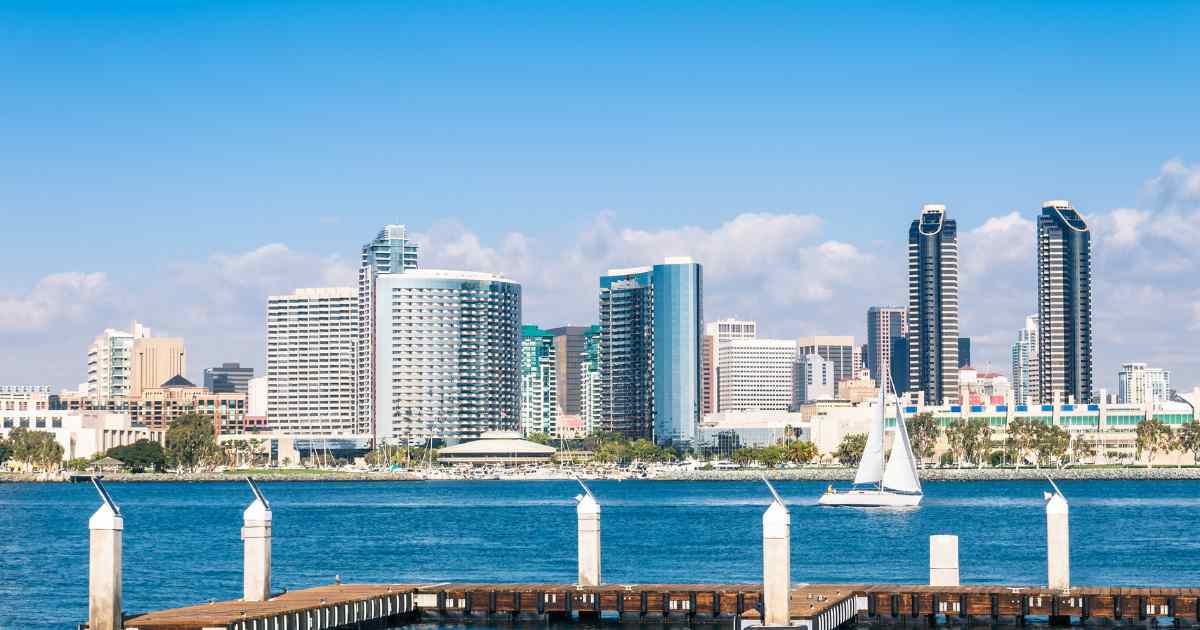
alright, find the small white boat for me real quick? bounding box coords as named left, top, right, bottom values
left=819, top=378, right=923, bottom=507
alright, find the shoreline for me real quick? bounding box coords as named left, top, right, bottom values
left=5, top=466, right=1200, bottom=483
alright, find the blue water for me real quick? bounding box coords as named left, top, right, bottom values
left=2, top=479, right=1199, bottom=630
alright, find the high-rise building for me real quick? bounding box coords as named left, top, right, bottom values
left=866, top=307, right=906, bottom=388
left=1037, top=200, right=1094, bottom=404
left=907, top=203, right=960, bottom=405
left=1118, top=363, right=1170, bottom=406
left=1011, top=315, right=1040, bottom=405
left=598, top=258, right=702, bottom=444
left=547, top=326, right=592, bottom=420
left=357, top=225, right=420, bottom=441
left=203, top=362, right=254, bottom=394
left=520, top=325, right=558, bottom=437
left=130, top=335, right=186, bottom=398
left=87, top=323, right=147, bottom=399
left=958, top=337, right=971, bottom=368
left=792, top=353, right=835, bottom=405
left=703, top=319, right=757, bottom=415
left=579, top=326, right=602, bottom=435
left=266, top=288, right=359, bottom=437
left=796, top=336, right=857, bottom=395
left=246, top=376, right=267, bottom=418
left=716, top=338, right=796, bottom=412
left=890, top=337, right=910, bottom=394
left=373, top=270, right=522, bottom=443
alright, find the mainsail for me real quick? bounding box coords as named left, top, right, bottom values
left=852, top=382, right=886, bottom=486
left=881, top=396, right=922, bottom=494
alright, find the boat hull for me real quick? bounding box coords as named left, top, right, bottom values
left=818, top=489, right=922, bottom=507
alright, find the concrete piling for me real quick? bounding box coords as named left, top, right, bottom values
left=242, top=479, right=273, bottom=602
left=89, top=481, right=124, bottom=630
left=762, top=482, right=791, bottom=627
left=929, top=535, right=960, bottom=586
left=576, top=484, right=601, bottom=587
left=1045, top=489, right=1070, bottom=591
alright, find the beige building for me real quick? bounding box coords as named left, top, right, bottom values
left=0, top=410, right=165, bottom=462
left=132, top=375, right=247, bottom=435
left=130, top=336, right=186, bottom=397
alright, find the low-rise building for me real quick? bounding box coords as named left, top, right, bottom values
left=0, top=411, right=164, bottom=462
left=131, top=375, right=247, bottom=435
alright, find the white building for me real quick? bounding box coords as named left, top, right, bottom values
left=0, top=411, right=163, bottom=462
left=1011, top=315, right=1039, bottom=405
left=86, top=322, right=151, bottom=398
left=716, top=338, right=796, bottom=412
left=1118, top=363, right=1171, bottom=405
left=374, top=270, right=522, bottom=443
left=246, top=376, right=267, bottom=418
left=266, top=288, right=360, bottom=438
left=702, top=318, right=757, bottom=415
left=792, top=353, right=835, bottom=405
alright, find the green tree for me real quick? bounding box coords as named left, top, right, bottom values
left=527, top=432, right=551, bottom=445
left=1135, top=418, right=1173, bottom=468
left=1007, top=418, right=1042, bottom=468
left=1177, top=421, right=1200, bottom=466
left=5, top=428, right=64, bottom=471
left=944, top=419, right=970, bottom=467
left=786, top=440, right=818, bottom=464
left=0, top=438, right=10, bottom=466
left=906, top=413, right=940, bottom=466
left=834, top=433, right=867, bottom=466
left=1033, top=424, right=1070, bottom=468
left=107, top=439, right=167, bottom=472
left=165, top=414, right=219, bottom=472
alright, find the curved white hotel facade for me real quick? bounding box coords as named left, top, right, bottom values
left=374, top=269, right=522, bottom=444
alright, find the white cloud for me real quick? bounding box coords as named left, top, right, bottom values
left=0, top=272, right=109, bottom=333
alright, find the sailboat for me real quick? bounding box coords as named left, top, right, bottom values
left=818, top=378, right=923, bottom=507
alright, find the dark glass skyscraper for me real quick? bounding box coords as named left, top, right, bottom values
left=907, top=204, right=960, bottom=405
left=1037, top=200, right=1093, bottom=404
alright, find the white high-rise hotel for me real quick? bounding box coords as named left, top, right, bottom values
left=266, top=288, right=359, bottom=436
left=1118, top=363, right=1170, bottom=406
left=1010, top=315, right=1040, bottom=405
left=716, top=338, right=797, bottom=412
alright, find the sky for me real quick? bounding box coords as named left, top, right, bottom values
left=1, top=1, right=1198, bottom=392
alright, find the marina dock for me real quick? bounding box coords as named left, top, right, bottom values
left=119, top=582, right=1200, bottom=630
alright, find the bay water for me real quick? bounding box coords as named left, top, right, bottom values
left=2, top=479, right=1198, bottom=630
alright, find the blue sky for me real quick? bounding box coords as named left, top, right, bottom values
left=1, top=2, right=1199, bottom=391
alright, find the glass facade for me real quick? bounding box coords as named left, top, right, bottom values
left=652, top=261, right=703, bottom=444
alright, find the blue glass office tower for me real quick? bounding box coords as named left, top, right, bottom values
left=598, top=258, right=702, bottom=444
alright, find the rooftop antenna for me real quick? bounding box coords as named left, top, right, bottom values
left=91, top=476, right=120, bottom=516
left=761, top=475, right=785, bottom=505
left=246, top=476, right=271, bottom=510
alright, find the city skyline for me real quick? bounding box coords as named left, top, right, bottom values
left=1, top=4, right=1198, bottom=392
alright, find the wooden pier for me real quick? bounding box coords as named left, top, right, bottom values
left=119, top=582, right=1200, bottom=630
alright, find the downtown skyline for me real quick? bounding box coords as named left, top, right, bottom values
left=0, top=3, right=1197, bottom=391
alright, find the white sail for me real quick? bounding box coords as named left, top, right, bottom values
left=852, top=382, right=886, bottom=486
left=881, top=397, right=923, bottom=494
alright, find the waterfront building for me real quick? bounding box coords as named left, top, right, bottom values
left=703, top=319, right=758, bottom=415
left=357, top=225, right=420, bottom=440
left=266, top=287, right=360, bottom=438
left=796, top=336, right=858, bottom=395
left=0, top=410, right=165, bottom=462
left=1037, top=200, right=1094, bottom=404
left=246, top=376, right=267, bottom=429
left=437, top=431, right=556, bottom=466
left=598, top=258, right=703, bottom=444
left=130, top=335, right=186, bottom=398
left=1011, top=315, right=1040, bottom=405
left=697, top=410, right=804, bottom=455
left=203, top=362, right=254, bottom=394
left=716, top=338, right=796, bottom=412
left=1118, top=363, right=1171, bottom=405
left=792, top=353, right=835, bottom=404
left=0, top=386, right=51, bottom=412
left=907, top=203, right=960, bottom=405
left=520, top=325, right=558, bottom=437
left=86, top=322, right=148, bottom=399
left=579, top=326, right=602, bottom=435
left=373, top=270, right=522, bottom=443
left=132, top=375, right=248, bottom=435
left=866, top=307, right=906, bottom=389
left=958, top=337, right=971, bottom=368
